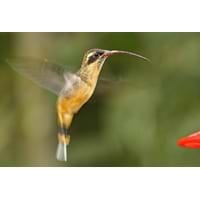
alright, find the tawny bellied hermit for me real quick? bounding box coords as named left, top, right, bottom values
left=8, top=48, right=150, bottom=161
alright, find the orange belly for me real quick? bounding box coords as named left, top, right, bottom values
left=57, top=84, right=94, bottom=128
left=58, top=88, right=92, bottom=114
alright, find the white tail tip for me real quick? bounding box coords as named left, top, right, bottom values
left=56, top=143, right=68, bottom=161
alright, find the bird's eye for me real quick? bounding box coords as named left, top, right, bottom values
left=87, top=50, right=105, bottom=65
left=91, top=55, right=97, bottom=60
left=87, top=53, right=100, bottom=64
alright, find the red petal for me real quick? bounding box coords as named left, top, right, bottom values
left=177, top=131, right=200, bottom=148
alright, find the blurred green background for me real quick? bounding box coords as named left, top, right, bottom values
left=1, top=32, right=200, bottom=166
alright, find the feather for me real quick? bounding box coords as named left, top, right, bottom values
left=56, top=143, right=67, bottom=161
left=7, top=57, right=70, bottom=95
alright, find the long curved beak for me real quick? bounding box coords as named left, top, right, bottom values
left=103, top=50, right=151, bottom=62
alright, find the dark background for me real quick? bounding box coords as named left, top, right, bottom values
left=1, top=32, right=200, bottom=166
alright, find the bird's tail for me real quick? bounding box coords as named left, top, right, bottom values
left=56, top=133, right=70, bottom=162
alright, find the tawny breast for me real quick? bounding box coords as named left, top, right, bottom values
left=57, top=84, right=94, bottom=115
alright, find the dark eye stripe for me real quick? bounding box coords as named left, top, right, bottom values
left=87, top=55, right=98, bottom=65
left=87, top=51, right=104, bottom=65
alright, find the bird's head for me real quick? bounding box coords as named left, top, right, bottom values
left=82, top=49, right=107, bottom=68
left=79, top=48, right=150, bottom=81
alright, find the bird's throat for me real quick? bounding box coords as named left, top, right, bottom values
left=78, top=63, right=102, bottom=86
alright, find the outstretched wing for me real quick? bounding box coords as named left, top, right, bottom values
left=7, top=57, right=68, bottom=95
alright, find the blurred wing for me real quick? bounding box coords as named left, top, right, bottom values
left=7, top=57, right=68, bottom=95
left=96, top=77, right=131, bottom=94
left=99, top=77, right=131, bottom=86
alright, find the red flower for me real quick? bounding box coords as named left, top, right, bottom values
left=177, top=131, right=200, bottom=148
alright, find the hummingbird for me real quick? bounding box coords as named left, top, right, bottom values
left=8, top=48, right=150, bottom=161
